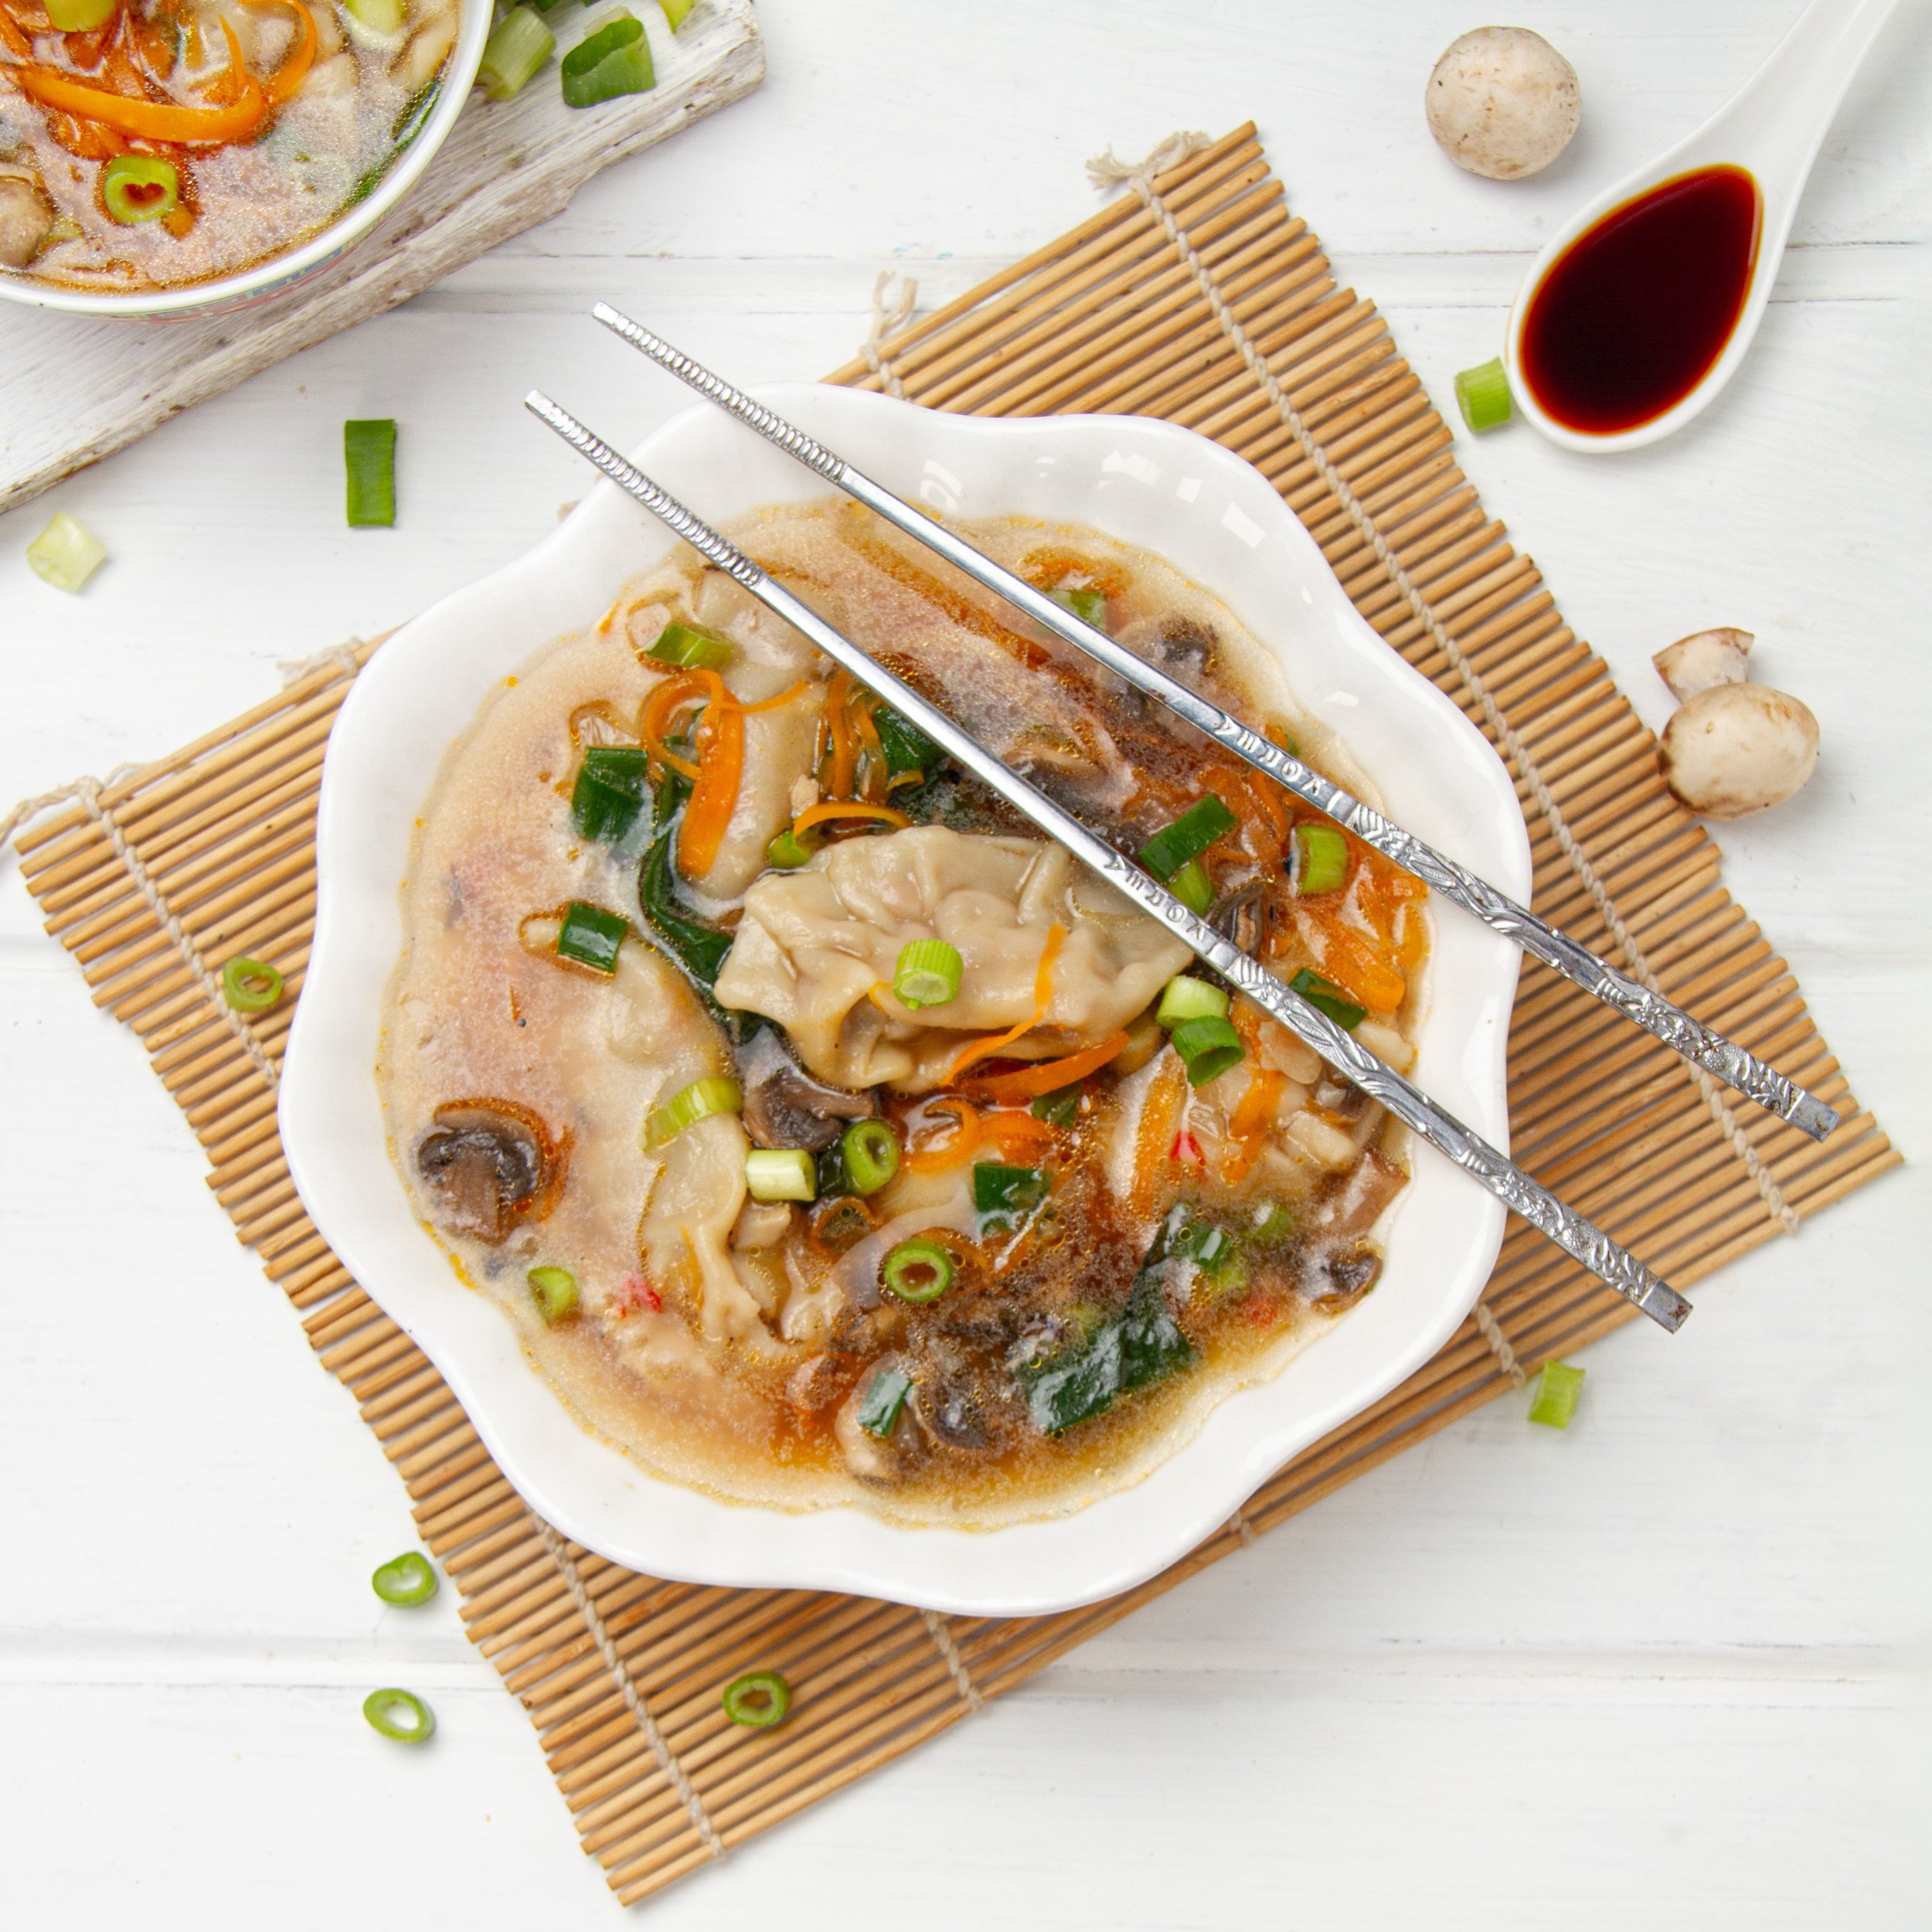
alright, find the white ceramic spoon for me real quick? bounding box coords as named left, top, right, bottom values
left=1503, top=0, right=1900, bottom=453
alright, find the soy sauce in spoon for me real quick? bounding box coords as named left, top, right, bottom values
left=1518, top=165, right=1762, bottom=437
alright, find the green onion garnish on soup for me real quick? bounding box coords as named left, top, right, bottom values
left=1168, top=1014, right=1245, bottom=1086
left=881, top=1236, right=954, bottom=1304
left=745, top=1148, right=816, bottom=1202
left=556, top=900, right=629, bottom=975
left=527, top=1265, right=579, bottom=1325
left=1287, top=968, right=1366, bottom=1031
left=893, top=937, right=961, bottom=1009
left=1138, top=794, right=1236, bottom=883
left=645, top=1074, right=742, bottom=1149
left=1291, top=824, right=1349, bottom=896
left=841, top=1118, right=900, bottom=1195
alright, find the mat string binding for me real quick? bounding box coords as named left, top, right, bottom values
left=862, top=270, right=917, bottom=399
left=536, top=1518, right=726, bottom=1861
left=919, top=1608, right=986, bottom=1713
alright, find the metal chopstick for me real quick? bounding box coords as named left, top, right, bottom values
left=591, top=304, right=1838, bottom=1148
left=527, top=389, right=1691, bottom=1334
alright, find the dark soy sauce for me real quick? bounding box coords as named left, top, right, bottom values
left=1520, top=165, right=1761, bottom=435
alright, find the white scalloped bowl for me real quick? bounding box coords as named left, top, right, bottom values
left=281, top=386, right=1530, bottom=1617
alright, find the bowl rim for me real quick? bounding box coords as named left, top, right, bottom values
left=281, top=386, right=1532, bottom=1616
left=0, top=0, right=490, bottom=321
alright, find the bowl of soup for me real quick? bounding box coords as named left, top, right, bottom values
left=281, top=389, right=1531, bottom=1614
left=0, top=0, right=486, bottom=316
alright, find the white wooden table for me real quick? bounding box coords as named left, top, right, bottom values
left=2, top=2, right=1926, bottom=1922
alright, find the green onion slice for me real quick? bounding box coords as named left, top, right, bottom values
left=1527, top=1360, right=1585, bottom=1429
left=44, top=0, right=116, bottom=26
left=881, top=1236, right=954, bottom=1304
left=1287, top=968, right=1366, bottom=1031
left=1156, top=975, right=1230, bottom=1028
left=893, top=937, right=962, bottom=1009
left=874, top=706, right=940, bottom=783
left=1169, top=1015, right=1245, bottom=1087
left=570, top=746, right=650, bottom=845
left=556, top=899, right=628, bottom=975
left=973, top=1163, right=1049, bottom=1232
left=856, top=1367, right=912, bottom=1438
left=1167, top=858, right=1213, bottom=916
left=745, top=1148, right=816, bottom=1202
left=1454, top=356, right=1514, bottom=434
left=765, top=826, right=820, bottom=870
left=221, top=955, right=284, bottom=1014
left=1048, top=586, right=1108, bottom=629
left=370, top=1551, right=438, bottom=1607
left=658, top=0, right=695, bottom=26
left=722, top=1669, right=792, bottom=1728
left=841, top=1117, right=900, bottom=1196
left=1291, top=824, right=1349, bottom=896
left=528, top=1264, right=579, bottom=1325
left=1138, top=794, right=1236, bottom=881
left=100, top=153, right=179, bottom=226
left=646, top=1073, right=742, bottom=1149
left=343, top=418, right=396, bottom=529
left=560, top=10, right=655, bottom=107
left=1249, top=1202, right=1296, bottom=1247
left=362, top=1687, right=434, bottom=1743
left=26, top=512, right=107, bottom=594
left=648, top=618, right=733, bottom=669
left=1030, top=1083, right=1081, bottom=1127
left=478, top=4, right=555, bottom=100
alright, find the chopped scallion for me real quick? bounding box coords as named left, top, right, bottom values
left=1527, top=1360, right=1585, bottom=1429
left=1156, top=975, right=1230, bottom=1028
left=26, top=512, right=107, bottom=594
left=1454, top=356, right=1514, bottom=434
left=556, top=899, right=629, bottom=974
left=745, top=1148, right=816, bottom=1202
left=1138, top=794, right=1236, bottom=881
left=1168, top=859, right=1213, bottom=915
left=658, top=0, right=695, bottom=26
left=721, top=1669, right=791, bottom=1728
left=1287, top=968, right=1366, bottom=1031
left=477, top=4, right=555, bottom=100
left=973, top=1162, right=1049, bottom=1233
left=221, top=955, right=284, bottom=1014
left=1048, top=586, right=1108, bottom=629
left=645, top=1073, right=742, bottom=1149
left=362, top=1686, right=434, bottom=1743
left=528, top=1264, right=579, bottom=1324
left=856, top=1367, right=912, bottom=1438
left=1291, top=824, right=1349, bottom=896
left=1030, top=1083, right=1082, bottom=1127
left=1249, top=1202, right=1296, bottom=1247
left=1169, top=1014, right=1245, bottom=1087
left=765, top=826, right=821, bottom=869
left=648, top=618, right=733, bottom=668
left=370, top=1551, right=438, bottom=1607
left=560, top=9, right=655, bottom=108
left=893, top=937, right=962, bottom=1009
left=100, top=153, right=179, bottom=226
left=344, top=418, right=396, bottom=529
left=881, top=1236, right=954, bottom=1304
left=841, top=1117, right=900, bottom=1196
left=570, top=746, right=650, bottom=845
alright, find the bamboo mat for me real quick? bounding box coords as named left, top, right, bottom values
left=9, top=124, right=1898, bottom=1908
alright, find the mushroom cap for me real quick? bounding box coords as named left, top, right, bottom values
left=0, top=175, right=54, bottom=272
left=1655, top=627, right=1753, bottom=702
left=1658, top=683, right=1819, bottom=820
left=1425, top=26, right=1581, bottom=181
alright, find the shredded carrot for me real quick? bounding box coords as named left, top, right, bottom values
left=985, top=1109, right=1060, bottom=1157
left=677, top=697, right=743, bottom=879
left=1219, top=1066, right=1287, bottom=1184
left=944, top=923, right=1065, bottom=1084
left=740, top=679, right=812, bottom=715
left=823, top=668, right=858, bottom=800
left=243, top=0, right=315, bottom=107
left=852, top=699, right=887, bottom=801
left=0, top=11, right=31, bottom=57
left=965, top=1029, right=1130, bottom=1104
left=903, top=1099, right=982, bottom=1173
left=15, top=19, right=267, bottom=145
left=1128, top=1054, right=1188, bottom=1219
left=791, top=799, right=910, bottom=835
left=638, top=672, right=709, bottom=779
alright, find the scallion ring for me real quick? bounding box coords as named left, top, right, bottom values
left=477, top=3, right=555, bottom=100
left=648, top=618, right=733, bottom=669
left=1454, top=356, right=1513, bottom=434
left=527, top=1264, right=579, bottom=1325
left=1047, top=585, right=1107, bottom=629
left=221, top=955, right=284, bottom=1013
left=362, top=1687, right=434, bottom=1743
left=1291, top=824, right=1349, bottom=896
left=555, top=899, right=629, bottom=974
left=721, top=1669, right=792, bottom=1729
left=100, top=153, right=180, bottom=226
left=370, top=1551, right=438, bottom=1607
left=1138, top=794, right=1237, bottom=882
left=1156, top=975, right=1229, bottom=1028
left=881, top=1236, right=954, bottom=1304
left=1527, top=1360, right=1585, bottom=1429
left=1169, top=1015, right=1245, bottom=1087
left=1168, top=859, right=1213, bottom=916
left=841, top=1117, right=900, bottom=1196
left=559, top=9, right=655, bottom=107
left=745, top=1148, right=816, bottom=1202
left=765, top=826, right=820, bottom=869
left=893, top=937, right=962, bottom=1009
left=645, top=1074, right=742, bottom=1149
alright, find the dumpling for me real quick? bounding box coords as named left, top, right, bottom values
left=683, top=679, right=825, bottom=910
left=713, top=825, right=1193, bottom=1092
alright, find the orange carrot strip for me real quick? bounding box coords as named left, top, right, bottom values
left=740, top=679, right=811, bottom=715
left=243, top=0, right=315, bottom=106
left=904, top=1099, right=982, bottom=1174
left=678, top=696, right=744, bottom=879
left=824, top=668, right=857, bottom=799
left=944, top=923, right=1066, bottom=1084
left=791, top=800, right=910, bottom=835
left=638, top=672, right=707, bottom=779
left=965, top=1029, right=1130, bottom=1104
left=985, top=1109, right=1062, bottom=1156
left=1219, top=1066, right=1287, bottom=1184
left=15, top=20, right=266, bottom=144
left=1128, top=1054, right=1188, bottom=1219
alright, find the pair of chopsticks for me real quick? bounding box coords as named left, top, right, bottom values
left=528, top=312, right=1828, bottom=1332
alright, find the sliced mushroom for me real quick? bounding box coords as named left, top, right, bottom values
left=414, top=1100, right=562, bottom=1244
left=1654, top=627, right=1753, bottom=700
left=1316, top=1149, right=1408, bottom=1241
left=914, top=1379, right=989, bottom=1451
left=1117, top=612, right=1216, bottom=675
left=737, top=1032, right=875, bottom=1151
left=1306, top=1244, right=1382, bottom=1311
left=0, top=176, right=54, bottom=271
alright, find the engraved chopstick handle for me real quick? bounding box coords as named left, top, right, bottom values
left=526, top=389, right=1691, bottom=1334
left=591, top=305, right=1836, bottom=1147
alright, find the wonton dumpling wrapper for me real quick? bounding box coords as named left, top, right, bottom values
left=715, top=826, right=1193, bottom=1092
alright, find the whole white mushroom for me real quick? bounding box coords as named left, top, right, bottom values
left=1652, top=629, right=1819, bottom=820
left=1426, top=26, right=1581, bottom=181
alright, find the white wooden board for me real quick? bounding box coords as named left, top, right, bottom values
left=0, top=0, right=761, bottom=514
